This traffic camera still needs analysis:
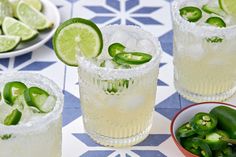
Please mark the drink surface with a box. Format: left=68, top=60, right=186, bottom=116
left=0, top=73, right=63, bottom=157
left=172, top=0, right=236, bottom=102
left=78, top=25, right=161, bottom=147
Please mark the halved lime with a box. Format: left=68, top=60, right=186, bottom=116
left=4, top=109, right=22, bottom=125
left=16, top=1, right=52, bottom=30
left=3, top=17, right=38, bottom=41
left=3, top=81, right=27, bottom=106
left=219, top=0, right=236, bottom=17
left=53, top=18, right=103, bottom=66
left=0, top=0, right=13, bottom=25
left=24, top=86, right=52, bottom=113
left=0, top=35, right=21, bottom=53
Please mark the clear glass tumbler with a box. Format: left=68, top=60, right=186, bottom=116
left=172, top=0, right=236, bottom=102
left=78, top=25, right=162, bottom=147
left=0, top=73, right=64, bottom=157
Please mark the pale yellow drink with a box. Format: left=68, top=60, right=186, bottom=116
left=0, top=73, right=63, bottom=157
left=172, top=0, right=236, bottom=102
left=78, top=25, right=161, bottom=147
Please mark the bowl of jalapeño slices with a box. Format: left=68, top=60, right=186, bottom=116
left=170, top=102, right=236, bottom=157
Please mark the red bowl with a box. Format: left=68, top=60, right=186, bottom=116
left=170, top=102, right=236, bottom=157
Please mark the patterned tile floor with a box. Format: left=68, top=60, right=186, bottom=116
left=1, top=0, right=236, bottom=156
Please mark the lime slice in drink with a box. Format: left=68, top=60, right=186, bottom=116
left=219, top=0, right=236, bottom=17
left=3, top=17, right=38, bottom=41
left=3, top=81, right=27, bottom=106
left=53, top=18, right=103, bottom=66
left=4, top=109, right=22, bottom=125
left=0, top=0, right=13, bottom=25
left=24, top=86, right=54, bottom=113
left=0, top=35, right=21, bottom=53
left=16, top=1, right=53, bottom=30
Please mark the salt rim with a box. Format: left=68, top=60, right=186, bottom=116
left=0, top=72, right=64, bottom=134
left=78, top=25, right=162, bottom=80
left=172, top=0, right=236, bottom=38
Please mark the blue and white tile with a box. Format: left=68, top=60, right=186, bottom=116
left=72, top=0, right=172, bottom=37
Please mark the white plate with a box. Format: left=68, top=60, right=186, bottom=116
left=0, top=0, right=60, bottom=58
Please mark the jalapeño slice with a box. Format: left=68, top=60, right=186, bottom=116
left=180, top=6, right=202, bottom=22
left=24, top=87, right=50, bottom=113
left=190, top=112, right=217, bottom=135
left=4, top=109, right=22, bottom=126
left=113, top=52, right=152, bottom=65
left=182, top=138, right=212, bottom=157
left=205, top=17, right=226, bottom=28
left=108, top=43, right=125, bottom=57
left=205, top=130, right=229, bottom=150
left=3, top=81, right=27, bottom=106
left=176, top=122, right=196, bottom=138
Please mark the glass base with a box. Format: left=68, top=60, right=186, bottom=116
left=84, top=124, right=152, bottom=147
left=175, top=82, right=236, bottom=102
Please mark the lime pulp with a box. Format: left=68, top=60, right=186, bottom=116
left=53, top=18, right=103, bottom=66
left=2, top=17, right=38, bottom=41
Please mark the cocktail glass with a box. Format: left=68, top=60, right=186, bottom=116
left=172, top=0, right=236, bottom=102
left=0, top=72, right=64, bottom=157
left=77, top=25, right=162, bottom=147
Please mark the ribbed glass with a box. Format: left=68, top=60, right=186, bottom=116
left=0, top=72, right=64, bottom=157
left=78, top=25, right=162, bottom=147
left=172, top=0, right=236, bottom=102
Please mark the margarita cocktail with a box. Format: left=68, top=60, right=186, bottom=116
left=172, top=0, right=236, bottom=102
left=53, top=19, right=162, bottom=147
left=78, top=25, right=161, bottom=147
left=0, top=73, right=63, bottom=157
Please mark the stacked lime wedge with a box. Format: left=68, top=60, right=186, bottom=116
left=0, top=35, right=21, bottom=53
left=2, top=17, right=38, bottom=41
left=0, top=0, right=13, bottom=25
left=53, top=18, right=103, bottom=66
left=16, top=1, right=52, bottom=30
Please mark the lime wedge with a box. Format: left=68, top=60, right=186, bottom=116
left=53, top=18, right=103, bottom=66
left=16, top=1, right=52, bottom=30
left=10, top=0, right=42, bottom=17
left=0, top=0, right=13, bottom=25
left=0, top=35, right=21, bottom=53
left=219, top=0, right=236, bottom=17
left=3, top=17, right=38, bottom=41
left=23, top=0, right=42, bottom=11
left=4, top=109, right=22, bottom=125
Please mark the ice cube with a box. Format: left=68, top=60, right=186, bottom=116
left=109, top=30, right=130, bottom=46
left=136, top=39, right=155, bottom=53
left=125, top=38, right=137, bottom=52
